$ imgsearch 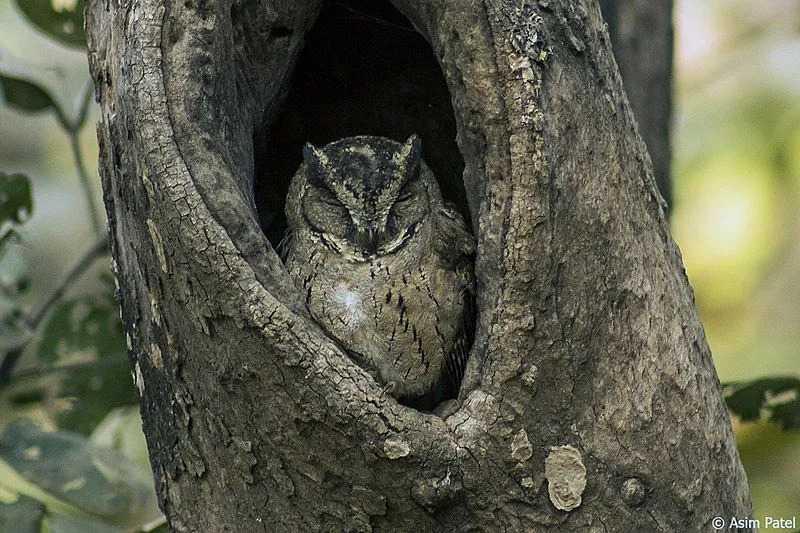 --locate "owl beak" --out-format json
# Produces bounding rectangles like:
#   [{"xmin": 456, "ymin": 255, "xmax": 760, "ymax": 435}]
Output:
[{"xmin": 356, "ymin": 227, "xmax": 380, "ymax": 254}]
